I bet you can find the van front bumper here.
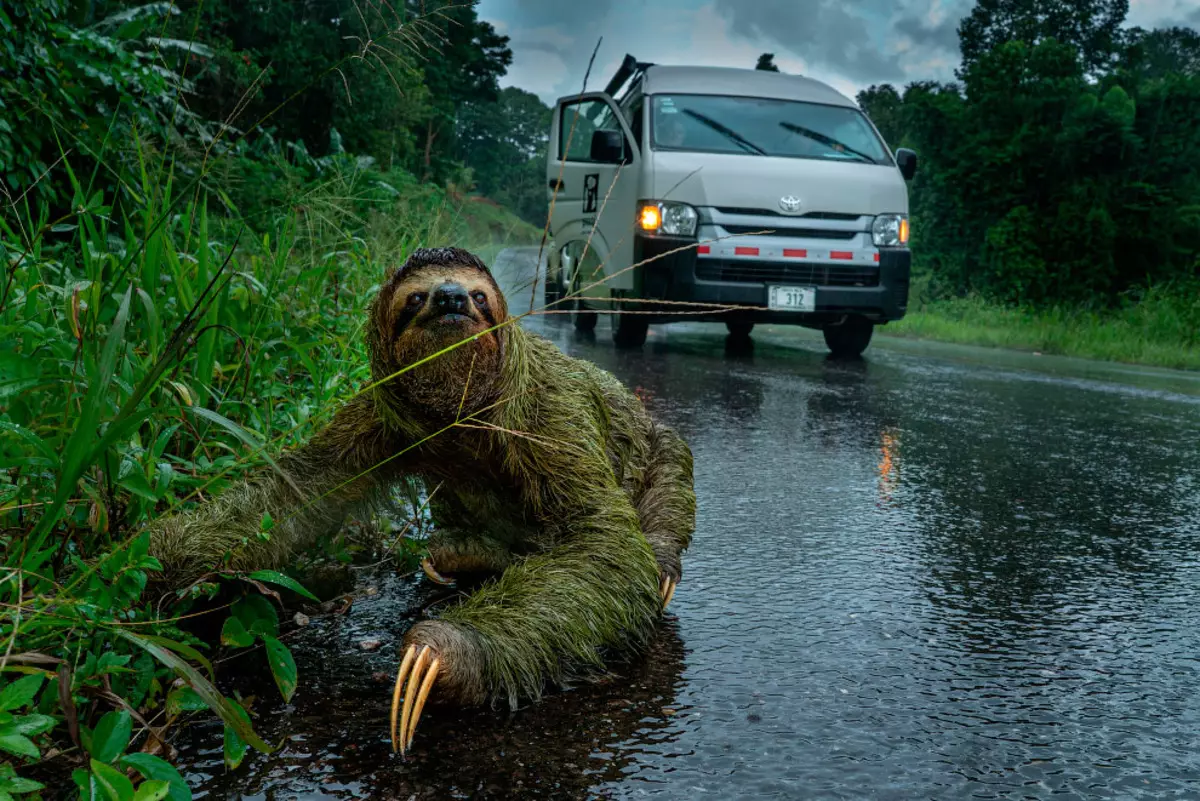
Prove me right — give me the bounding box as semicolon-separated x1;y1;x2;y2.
629;235;911;326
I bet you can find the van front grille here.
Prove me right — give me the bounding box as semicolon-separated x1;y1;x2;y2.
696;260;880;287
719;224;857;240
712;207;862;221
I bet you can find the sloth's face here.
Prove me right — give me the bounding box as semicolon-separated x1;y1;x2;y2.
387;264;507;349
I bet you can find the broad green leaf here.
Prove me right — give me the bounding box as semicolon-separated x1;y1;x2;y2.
12;714;56;736
112;631;270;754
165;686;208;717
90;759;134;801
247;570;319;602
220;616;254;649
72;769;92;800
232;594;278;638
132;780;170;801
134;635;213;678
222;700;251;771
0;676;44;712
0;735;37;759
88;710;132;763
1;776;44;793
261;635;298;703
120;753;192;801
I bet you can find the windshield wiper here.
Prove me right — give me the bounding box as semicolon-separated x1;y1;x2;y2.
778;121;877;164
682;109;767;155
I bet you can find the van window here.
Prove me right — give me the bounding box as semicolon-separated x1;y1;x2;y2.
558;98;627;162
628;98;645;148
650;94;890;165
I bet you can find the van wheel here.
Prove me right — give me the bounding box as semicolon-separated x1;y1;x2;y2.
613;314;649;348
544;270;563;307
823;316;874;358
570;273;597;332
726;321;754;339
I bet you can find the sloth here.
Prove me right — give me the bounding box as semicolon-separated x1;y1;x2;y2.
147;247;696;754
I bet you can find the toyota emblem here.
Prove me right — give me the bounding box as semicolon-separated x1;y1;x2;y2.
779;195;802;212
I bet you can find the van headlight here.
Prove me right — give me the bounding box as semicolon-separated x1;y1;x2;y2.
872;214;910;247
639;200;698;237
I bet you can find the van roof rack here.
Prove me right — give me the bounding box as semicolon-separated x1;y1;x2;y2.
604;54;654;100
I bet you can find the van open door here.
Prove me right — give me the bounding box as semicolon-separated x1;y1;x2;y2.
545;92;640;331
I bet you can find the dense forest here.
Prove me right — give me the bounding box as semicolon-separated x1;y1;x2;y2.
0;0;1196;795
0;0;552;227
855;0;1200;310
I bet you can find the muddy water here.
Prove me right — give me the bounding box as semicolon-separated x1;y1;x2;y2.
171;249;1200;799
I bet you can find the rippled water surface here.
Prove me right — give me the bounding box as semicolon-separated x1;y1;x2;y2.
169;249;1200;800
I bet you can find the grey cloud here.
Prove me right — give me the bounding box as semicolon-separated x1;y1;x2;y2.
506;0;616;30
712;0;909;83
895;12;964;54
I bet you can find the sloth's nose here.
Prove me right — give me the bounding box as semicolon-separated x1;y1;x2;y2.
432;283;469;315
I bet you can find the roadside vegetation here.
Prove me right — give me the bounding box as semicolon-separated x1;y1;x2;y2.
0;1;540;796
890;280;1200;370
854;0;1200;368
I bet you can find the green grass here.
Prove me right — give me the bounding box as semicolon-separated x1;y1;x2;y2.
887;277;1200;371
0;146;541;794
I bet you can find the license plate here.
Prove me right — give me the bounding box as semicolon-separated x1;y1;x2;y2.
768;285;816;312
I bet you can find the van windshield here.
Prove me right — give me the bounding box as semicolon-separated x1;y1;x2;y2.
650;94;891;165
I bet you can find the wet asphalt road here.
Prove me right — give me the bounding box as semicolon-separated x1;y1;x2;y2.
172;247;1200;800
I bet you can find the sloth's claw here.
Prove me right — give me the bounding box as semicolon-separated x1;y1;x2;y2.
660;575;678;610
390;644;441;755
420;557;453;585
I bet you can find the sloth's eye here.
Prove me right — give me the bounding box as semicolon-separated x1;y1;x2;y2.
407;292;426;307
471;291;488;305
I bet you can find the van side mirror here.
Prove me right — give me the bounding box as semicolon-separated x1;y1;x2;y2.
895;148;918;180
590;129;625;163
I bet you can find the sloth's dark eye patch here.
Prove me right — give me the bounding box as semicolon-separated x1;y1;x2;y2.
471;291;487;305
394;292;427;334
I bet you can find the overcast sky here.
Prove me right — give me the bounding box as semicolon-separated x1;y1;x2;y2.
476;0;1200;105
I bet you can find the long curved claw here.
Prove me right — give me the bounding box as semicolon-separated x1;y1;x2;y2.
390;645;417;752
406;656;440;751
390;644;441;755
660;575;678;610
420;557;454;586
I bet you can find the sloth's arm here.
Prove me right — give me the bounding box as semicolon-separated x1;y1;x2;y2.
390;389;664;747
434;469;662;706
147;392;399;586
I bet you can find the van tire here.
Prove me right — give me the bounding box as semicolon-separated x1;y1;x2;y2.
823;316;874;358
570;271;597;332
726;321;754;339
613;315;649;348
544;272;563;307
573;303;598;332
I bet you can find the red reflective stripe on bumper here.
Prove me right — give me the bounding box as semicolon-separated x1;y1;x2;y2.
697;245;711;254
830;251;853;260
783;248;807;257
734;246;759;256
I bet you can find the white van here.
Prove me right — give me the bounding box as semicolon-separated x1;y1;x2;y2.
543;55;917;357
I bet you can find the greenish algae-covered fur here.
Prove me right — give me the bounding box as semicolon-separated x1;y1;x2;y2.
147;247;696;710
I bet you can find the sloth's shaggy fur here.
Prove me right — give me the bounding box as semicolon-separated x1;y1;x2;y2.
147;247;696;708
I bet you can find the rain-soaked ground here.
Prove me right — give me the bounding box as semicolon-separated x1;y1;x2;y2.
169;248;1200;799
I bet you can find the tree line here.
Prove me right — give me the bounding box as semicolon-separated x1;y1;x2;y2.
0;0;553;227
855;0;1200;307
